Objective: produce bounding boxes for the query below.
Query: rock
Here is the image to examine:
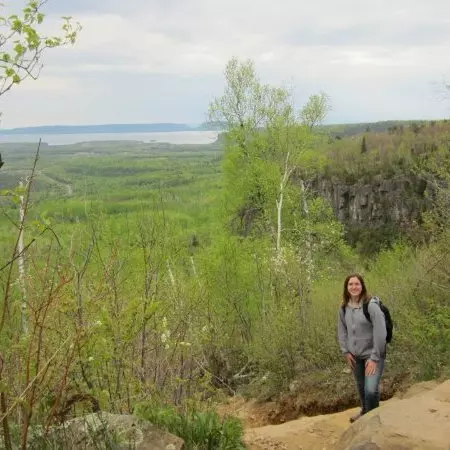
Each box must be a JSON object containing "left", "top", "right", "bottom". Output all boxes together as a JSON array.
[
  {"left": 334, "top": 380, "right": 450, "bottom": 450},
  {"left": 289, "top": 380, "right": 300, "bottom": 394},
  {"left": 311, "top": 175, "right": 433, "bottom": 229},
  {"left": 29, "top": 412, "right": 184, "bottom": 450},
  {"left": 394, "top": 380, "right": 439, "bottom": 399},
  {"left": 307, "top": 173, "right": 440, "bottom": 252},
  {"left": 347, "top": 442, "right": 380, "bottom": 450}
]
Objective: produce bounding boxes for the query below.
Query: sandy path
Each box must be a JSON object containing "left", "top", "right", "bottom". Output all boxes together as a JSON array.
[
  {"left": 244, "top": 406, "right": 360, "bottom": 450},
  {"left": 241, "top": 380, "right": 443, "bottom": 449}
]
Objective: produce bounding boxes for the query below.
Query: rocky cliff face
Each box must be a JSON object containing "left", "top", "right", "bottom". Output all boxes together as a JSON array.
[
  {"left": 312, "top": 175, "right": 431, "bottom": 227},
  {"left": 310, "top": 174, "right": 434, "bottom": 252}
]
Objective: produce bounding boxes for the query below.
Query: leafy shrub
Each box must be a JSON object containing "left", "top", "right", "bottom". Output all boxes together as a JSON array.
[{"left": 135, "top": 404, "right": 245, "bottom": 450}]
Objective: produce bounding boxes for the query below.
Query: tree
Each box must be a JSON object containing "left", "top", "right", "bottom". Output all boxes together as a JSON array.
[
  {"left": 209, "top": 59, "right": 278, "bottom": 233},
  {"left": 209, "top": 58, "right": 331, "bottom": 250},
  {"left": 0, "top": 3, "right": 80, "bottom": 447},
  {"left": 209, "top": 58, "right": 333, "bottom": 313},
  {"left": 361, "top": 135, "right": 368, "bottom": 153},
  {"left": 209, "top": 58, "right": 303, "bottom": 242},
  {"left": 300, "top": 91, "right": 331, "bottom": 130},
  {"left": 0, "top": 0, "right": 80, "bottom": 97}
]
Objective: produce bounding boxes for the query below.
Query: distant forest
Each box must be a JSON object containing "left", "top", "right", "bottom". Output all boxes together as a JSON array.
[{"left": 0, "top": 119, "right": 437, "bottom": 136}]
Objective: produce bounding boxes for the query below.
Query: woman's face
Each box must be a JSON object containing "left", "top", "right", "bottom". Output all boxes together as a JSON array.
[{"left": 347, "top": 277, "right": 363, "bottom": 298}]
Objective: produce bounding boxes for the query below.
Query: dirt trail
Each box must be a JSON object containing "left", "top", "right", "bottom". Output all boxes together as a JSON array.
[
  {"left": 243, "top": 406, "right": 359, "bottom": 450},
  {"left": 218, "top": 380, "right": 442, "bottom": 450},
  {"left": 218, "top": 395, "right": 360, "bottom": 449}
]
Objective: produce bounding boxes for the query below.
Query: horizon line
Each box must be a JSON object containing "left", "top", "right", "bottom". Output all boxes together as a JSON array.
[{"left": 0, "top": 117, "right": 437, "bottom": 133}]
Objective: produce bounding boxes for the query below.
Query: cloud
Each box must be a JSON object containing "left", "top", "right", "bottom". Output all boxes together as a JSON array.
[{"left": 1, "top": 0, "right": 449, "bottom": 128}]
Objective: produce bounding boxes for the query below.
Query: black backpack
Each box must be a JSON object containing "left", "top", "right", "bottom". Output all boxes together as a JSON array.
[{"left": 362, "top": 297, "right": 393, "bottom": 344}]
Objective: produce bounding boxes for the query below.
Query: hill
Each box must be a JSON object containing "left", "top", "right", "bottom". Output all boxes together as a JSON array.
[
  {"left": 0, "top": 119, "right": 436, "bottom": 136},
  {"left": 320, "top": 119, "right": 438, "bottom": 137},
  {"left": 0, "top": 123, "right": 199, "bottom": 135}
]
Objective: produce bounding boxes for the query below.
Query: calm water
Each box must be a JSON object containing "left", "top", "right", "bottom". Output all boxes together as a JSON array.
[{"left": 0, "top": 130, "right": 219, "bottom": 146}]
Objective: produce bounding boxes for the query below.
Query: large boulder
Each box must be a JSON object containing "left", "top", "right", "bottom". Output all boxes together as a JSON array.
[
  {"left": 334, "top": 379, "right": 450, "bottom": 450},
  {"left": 29, "top": 412, "right": 184, "bottom": 450}
]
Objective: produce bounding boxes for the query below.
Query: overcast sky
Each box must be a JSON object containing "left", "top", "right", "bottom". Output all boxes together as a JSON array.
[{"left": 1, "top": 0, "right": 450, "bottom": 128}]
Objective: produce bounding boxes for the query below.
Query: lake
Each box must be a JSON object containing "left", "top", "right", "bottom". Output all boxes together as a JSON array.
[{"left": 0, "top": 130, "right": 220, "bottom": 146}]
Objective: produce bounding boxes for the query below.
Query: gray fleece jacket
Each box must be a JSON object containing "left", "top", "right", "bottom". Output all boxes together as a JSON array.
[{"left": 337, "top": 297, "right": 387, "bottom": 362}]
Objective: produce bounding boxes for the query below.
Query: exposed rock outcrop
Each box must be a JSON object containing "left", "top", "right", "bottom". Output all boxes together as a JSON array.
[
  {"left": 335, "top": 379, "right": 450, "bottom": 450},
  {"left": 30, "top": 413, "right": 184, "bottom": 449},
  {"left": 311, "top": 174, "right": 431, "bottom": 228}
]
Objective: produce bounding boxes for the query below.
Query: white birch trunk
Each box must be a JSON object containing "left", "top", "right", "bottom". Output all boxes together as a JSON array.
[
  {"left": 275, "top": 152, "right": 293, "bottom": 259},
  {"left": 167, "top": 261, "right": 176, "bottom": 287},
  {"left": 300, "top": 179, "right": 312, "bottom": 305},
  {"left": 190, "top": 256, "right": 197, "bottom": 277},
  {"left": 276, "top": 191, "right": 283, "bottom": 256},
  {"left": 18, "top": 181, "right": 28, "bottom": 334}
]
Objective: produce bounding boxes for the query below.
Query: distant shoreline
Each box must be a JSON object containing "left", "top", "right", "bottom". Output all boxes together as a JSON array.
[
  {"left": 0, "top": 123, "right": 223, "bottom": 135},
  {"left": 0, "top": 130, "right": 220, "bottom": 146},
  {"left": 0, "top": 119, "right": 433, "bottom": 137}
]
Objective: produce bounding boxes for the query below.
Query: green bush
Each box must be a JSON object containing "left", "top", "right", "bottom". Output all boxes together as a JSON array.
[{"left": 135, "top": 404, "right": 245, "bottom": 450}]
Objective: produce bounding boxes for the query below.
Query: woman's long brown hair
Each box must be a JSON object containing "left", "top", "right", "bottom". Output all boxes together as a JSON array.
[{"left": 341, "top": 273, "right": 370, "bottom": 307}]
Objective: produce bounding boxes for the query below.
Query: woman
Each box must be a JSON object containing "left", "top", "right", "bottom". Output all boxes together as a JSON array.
[{"left": 337, "top": 273, "right": 386, "bottom": 423}]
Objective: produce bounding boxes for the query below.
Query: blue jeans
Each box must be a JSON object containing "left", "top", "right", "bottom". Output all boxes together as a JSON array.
[{"left": 352, "top": 357, "right": 385, "bottom": 414}]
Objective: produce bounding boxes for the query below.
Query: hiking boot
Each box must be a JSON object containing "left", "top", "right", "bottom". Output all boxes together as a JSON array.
[{"left": 349, "top": 411, "right": 364, "bottom": 423}]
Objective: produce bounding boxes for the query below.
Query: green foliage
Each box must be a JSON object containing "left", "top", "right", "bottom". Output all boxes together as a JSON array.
[
  {"left": 0, "top": 0, "right": 80, "bottom": 96},
  {"left": 360, "top": 135, "right": 368, "bottom": 153},
  {"left": 301, "top": 91, "right": 331, "bottom": 129},
  {"left": 0, "top": 57, "right": 449, "bottom": 447},
  {"left": 321, "top": 120, "right": 426, "bottom": 138},
  {"left": 0, "top": 129, "right": 448, "bottom": 441},
  {"left": 346, "top": 224, "right": 402, "bottom": 256},
  {"left": 135, "top": 403, "right": 245, "bottom": 450},
  {"left": 364, "top": 243, "right": 450, "bottom": 380},
  {"left": 208, "top": 58, "right": 320, "bottom": 237},
  {"left": 320, "top": 120, "right": 450, "bottom": 182}
]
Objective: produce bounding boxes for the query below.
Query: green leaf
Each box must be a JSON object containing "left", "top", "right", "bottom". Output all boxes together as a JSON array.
[
  {"left": 11, "top": 18, "right": 23, "bottom": 32},
  {"left": 14, "top": 43, "right": 26, "bottom": 56},
  {"left": 0, "top": 2, "right": 80, "bottom": 97}
]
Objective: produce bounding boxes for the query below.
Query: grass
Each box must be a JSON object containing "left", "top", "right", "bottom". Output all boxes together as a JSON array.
[
  {"left": 135, "top": 403, "right": 246, "bottom": 450},
  {"left": 0, "top": 139, "right": 224, "bottom": 245}
]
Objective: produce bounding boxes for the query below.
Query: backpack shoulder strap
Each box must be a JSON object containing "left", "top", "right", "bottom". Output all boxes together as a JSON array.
[
  {"left": 364, "top": 296, "right": 381, "bottom": 323},
  {"left": 362, "top": 301, "right": 371, "bottom": 323}
]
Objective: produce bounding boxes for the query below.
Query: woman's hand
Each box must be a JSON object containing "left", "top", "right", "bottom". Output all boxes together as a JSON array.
[
  {"left": 365, "top": 359, "right": 377, "bottom": 376},
  {"left": 345, "top": 353, "right": 355, "bottom": 369}
]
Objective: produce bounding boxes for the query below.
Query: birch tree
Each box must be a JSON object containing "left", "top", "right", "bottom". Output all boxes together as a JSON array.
[
  {"left": 0, "top": 0, "right": 80, "bottom": 98},
  {"left": 0, "top": 3, "right": 80, "bottom": 447},
  {"left": 209, "top": 58, "right": 330, "bottom": 260}
]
